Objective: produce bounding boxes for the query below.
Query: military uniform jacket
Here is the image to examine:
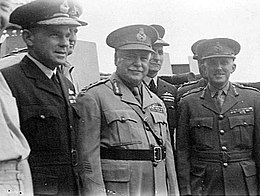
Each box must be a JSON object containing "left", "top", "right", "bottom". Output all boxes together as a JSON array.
[
  {"left": 1, "top": 56, "right": 79, "bottom": 196},
  {"left": 176, "top": 83, "right": 260, "bottom": 196},
  {"left": 156, "top": 78, "right": 177, "bottom": 145},
  {"left": 77, "top": 73, "right": 179, "bottom": 196}
]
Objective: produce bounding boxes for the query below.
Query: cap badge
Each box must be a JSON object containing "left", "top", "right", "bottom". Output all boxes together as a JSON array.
[
  {"left": 136, "top": 28, "right": 147, "bottom": 42},
  {"left": 69, "top": 5, "right": 80, "bottom": 17},
  {"left": 60, "top": 0, "right": 70, "bottom": 13},
  {"left": 214, "top": 42, "right": 222, "bottom": 54}
]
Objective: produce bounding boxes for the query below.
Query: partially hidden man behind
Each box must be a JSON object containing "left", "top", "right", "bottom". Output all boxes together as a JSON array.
[
  {"left": 176, "top": 39, "right": 208, "bottom": 101},
  {"left": 176, "top": 38, "right": 260, "bottom": 195},
  {"left": 0, "top": 0, "right": 87, "bottom": 195},
  {"left": 143, "top": 24, "right": 177, "bottom": 148},
  {"left": 76, "top": 24, "right": 179, "bottom": 196}
]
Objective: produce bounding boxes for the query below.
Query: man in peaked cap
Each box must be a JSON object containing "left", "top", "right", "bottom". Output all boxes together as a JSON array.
[
  {"left": 177, "top": 39, "right": 208, "bottom": 101},
  {"left": 143, "top": 24, "right": 178, "bottom": 150},
  {"left": 0, "top": 0, "right": 86, "bottom": 195},
  {"left": 0, "top": 0, "right": 87, "bottom": 94},
  {"left": 176, "top": 38, "right": 260, "bottom": 195},
  {"left": 76, "top": 24, "right": 179, "bottom": 196}
]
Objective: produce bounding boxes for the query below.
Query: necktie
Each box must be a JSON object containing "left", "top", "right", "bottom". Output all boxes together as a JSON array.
[
  {"left": 149, "top": 79, "right": 157, "bottom": 94},
  {"left": 132, "top": 87, "right": 142, "bottom": 104},
  {"left": 215, "top": 90, "right": 224, "bottom": 109},
  {"left": 51, "top": 73, "right": 59, "bottom": 85}
]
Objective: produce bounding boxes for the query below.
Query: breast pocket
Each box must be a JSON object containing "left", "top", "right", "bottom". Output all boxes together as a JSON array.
[
  {"left": 20, "top": 105, "right": 61, "bottom": 151},
  {"left": 190, "top": 117, "right": 214, "bottom": 148},
  {"left": 104, "top": 110, "right": 142, "bottom": 146},
  {"left": 150, "top": 111, "right": 168, "bottom": 138},
  {"left": 229, "top": 115, "right": 254, "bottom": 147}
]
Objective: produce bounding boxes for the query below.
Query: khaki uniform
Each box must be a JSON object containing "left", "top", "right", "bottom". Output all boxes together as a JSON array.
[
  {"left": 0, "top": 72, "right": 32, "bottom": 196},
  {"left": 176, "top": 83, "right": 260, "bottom": 195},
  {"left": 77, "top": 73, "right": 179, "bottom": 196}
]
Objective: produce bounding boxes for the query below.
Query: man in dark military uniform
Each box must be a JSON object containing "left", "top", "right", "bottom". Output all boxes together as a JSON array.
[
  {"left": 176, "top": 38, "right": 260, "bottom": 196},
  {"left": 177, "top": 39, "right": 208, "bottom": 101},
  {"left": 0, "top": 0, "right": 87, "bottom": 195},
  {"left": 77, "top": 24, "right": 179, "bottom": 196},
  {"left": 143, "top": 24, "right": 177, "bottom": 148}
]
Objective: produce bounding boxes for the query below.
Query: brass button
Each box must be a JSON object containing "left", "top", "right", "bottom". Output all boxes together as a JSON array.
[
  {"left": 40, "top": 114, "right": 45, "bottom": 119},
  {"left": 218, "top": 114, "right": 224, "bottom": 120},
  {"left": 243, "top": 122, "right": 248, "bottom": 126},
  {"left": 221, "top": 146, "right": 227, "bottom": 151},
  {"left": 223, "top": 162, "right": 228, "bottom": 167},
  {"left": 220, "top": 130, "right": 225, "bottom": 135},
  {"left": 121, "top": 116, "right": 126, "bottom": 122}
]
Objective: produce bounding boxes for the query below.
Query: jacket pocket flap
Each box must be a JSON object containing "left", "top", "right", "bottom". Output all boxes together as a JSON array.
[
  {"left": 229, "top": 115, "right": 254, "bottom": 129},
  {"left": 241, "top": 161, "right": 257, "bottom": 177},
  {"left": 190, "top": 117, "right": 213, "bottom": 129},
  {"left": 102, "top": 162, "right": 130, "bottom": 182},
  {"left": 104, "top": 110, "right": 137, "bottom": 124},
  {"left": 20, "top": 105, "right": 61, "bottom": 121},
  {"left": 150, "top": 111, "right": 167, "bottom": 124},
  {"left": 33, "top": 173, "right": 58, "bottom": 195}
]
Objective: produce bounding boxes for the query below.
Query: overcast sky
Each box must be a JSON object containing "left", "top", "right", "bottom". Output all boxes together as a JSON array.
[{"left": 76, "top": 0, "right": 260, "bottom": 82}]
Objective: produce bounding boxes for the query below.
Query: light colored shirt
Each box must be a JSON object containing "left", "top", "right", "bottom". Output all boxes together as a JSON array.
[{"left": 0, "top": 72, "right": 30, "bottom": 161}]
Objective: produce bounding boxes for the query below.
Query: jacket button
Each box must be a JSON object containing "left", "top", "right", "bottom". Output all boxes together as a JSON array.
[
  {"left": 243, "top": 122, "right": 248, "bottom": 126},
  {"left": 223, "top": 162, "right": 228, "bottom": 167},
  {"left": 40, "top": 114, "right": 45, "bottom": 119},
  {"left": 220, "top": 130, "right": 225, "bottom": 135},
  {"left": 218, "top": 114, "right": 224, "bottom": 120},
  {"left": 221, "top": 146, "right": 227, "bottom": 151}
]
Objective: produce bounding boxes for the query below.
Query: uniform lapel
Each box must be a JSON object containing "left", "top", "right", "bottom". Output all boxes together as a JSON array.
[
  {"left": 221, "top": 86, "right": 239, "bottom": 114},
  {"left": 21, "top": 56, "right": 63, "bottom": 98},
  {"left": 201, "top": 87, "right": 220, "bottom": 114}
]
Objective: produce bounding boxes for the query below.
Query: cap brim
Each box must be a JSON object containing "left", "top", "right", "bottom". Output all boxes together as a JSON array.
[
  {"left": 77, "top": 19, "right": 88, "bottom": 26},
  {"left": 153, "top": 39, "right": 169, "bottom": 46},
  {"left": 202, "top": 54, "right": 236, "bottom": 60},
  {"left": 118, "top": 43, "right": 155, "bottom": 53},
  {"left": 37, "top": 17, "right": 81, "bottom": 27}
]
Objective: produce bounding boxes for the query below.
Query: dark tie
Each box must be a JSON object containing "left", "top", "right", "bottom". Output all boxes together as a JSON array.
[
  {"left": 51, "top": 73, "right": 59, "bottom": 85},
  {"left": 215, "top": 90, "right": 224, "bottom": 110},
  {"left": 132, "top": 87, "right": 142, "bottom": 104},
  {"left": 149, "top": 79, "right": 157, "bottom": 94}
]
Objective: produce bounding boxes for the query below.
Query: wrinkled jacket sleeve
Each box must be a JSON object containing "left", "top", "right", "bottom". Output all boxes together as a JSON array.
[
  {"left": 76, "top": 92, "right": 106, "bottom": 196},
  {"left": 176, "top": 99, "right": 192, "bottom": 195}
]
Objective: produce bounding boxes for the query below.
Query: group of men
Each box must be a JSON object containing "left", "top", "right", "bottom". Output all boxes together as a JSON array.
[{"left": 1, "top": 0, "right": 260, "bottom": 196}]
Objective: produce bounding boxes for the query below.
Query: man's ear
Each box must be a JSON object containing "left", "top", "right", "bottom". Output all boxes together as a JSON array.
[
  {"left": 22, "top": 29, "right": 34, "bottom": 47},
  {"left": 231, "top": 63, "right": 236, "bottom": 74}
]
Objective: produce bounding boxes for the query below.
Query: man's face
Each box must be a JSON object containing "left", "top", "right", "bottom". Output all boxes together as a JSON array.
[
  {"left": 0, "top": 0, "right": 12, "bottom": 34},
  {"left": 68, "top": 27, "right": 78, "bottom": 56},
  {"left": 203, "top": 57, "right": 236, "bottom": 88},
  {"left": 26, "top": 25, "right": 71, "bottom": 70},
  {"left": 115, "top": 49, "right": 151, "bottom": 87},
  {"left": 147, "top": 44, "right": 164, "bottom": 77}
]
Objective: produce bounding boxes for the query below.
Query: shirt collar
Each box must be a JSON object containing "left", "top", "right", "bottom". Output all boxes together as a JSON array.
[
  {"left": 208, "top": 82, "right": 230, "bottom": 98},
  {"left": 27, "top": 54, "right": 56, "bottom": 79},
  {"left": 143, "top": 76, "right": 158, "bottom": 87}
]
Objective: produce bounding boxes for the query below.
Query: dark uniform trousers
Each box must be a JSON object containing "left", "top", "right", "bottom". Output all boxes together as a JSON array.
[
  {"left": 1, "top": 56, "right": 79, "bottom": 196},
  {"left": 176, "top": 83, "right": 260, "bottom": 196}
]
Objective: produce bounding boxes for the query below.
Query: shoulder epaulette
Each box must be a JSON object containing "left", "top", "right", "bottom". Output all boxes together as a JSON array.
[
  {"left": 181, "top": 86, "right": 204, "bottom": 98},
  {"left": 233, "top": 82, "right": 260, "bottom": 92},
  {"left": 2, "top": 47, "right": 28, "bottom": 58},
  {"left": 78, "top": 79, "right": 109, "bottom": 96},
  {"left": 180, "top": 80, "right": 199, "bottom": 88}
]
